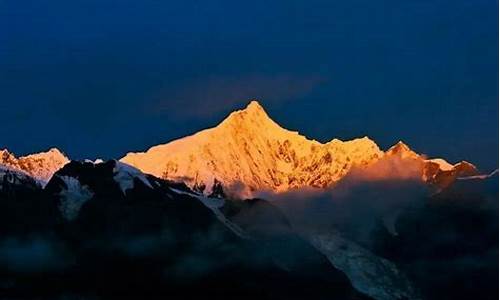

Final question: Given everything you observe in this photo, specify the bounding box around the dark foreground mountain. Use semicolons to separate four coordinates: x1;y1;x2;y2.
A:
0;160;368;300
387;173;499;300
0;159;497;300
271;170;498;300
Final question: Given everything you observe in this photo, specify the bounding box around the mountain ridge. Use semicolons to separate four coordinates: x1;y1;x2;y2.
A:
121;101;479;196
0;148;69;185
0;101;481;194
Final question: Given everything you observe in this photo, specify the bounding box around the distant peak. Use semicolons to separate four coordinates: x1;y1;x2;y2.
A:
220;100;276;128
23;147;69;161
454;160;475;167
48;147;62;153
454;160;478;171
385;141;422;161
240;100;268;118
245;100;264;111
0;148;15;161
395;140;410;148
47;148;68;158
387;141;411;153
0;148;12;155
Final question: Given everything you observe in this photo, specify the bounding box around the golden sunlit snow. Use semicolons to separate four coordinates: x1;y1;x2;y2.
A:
121;101;477;196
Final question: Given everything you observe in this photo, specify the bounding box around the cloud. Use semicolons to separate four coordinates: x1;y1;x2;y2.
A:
0;236;72;273
256;157;430;245
344;155;424;182
150;74;325;118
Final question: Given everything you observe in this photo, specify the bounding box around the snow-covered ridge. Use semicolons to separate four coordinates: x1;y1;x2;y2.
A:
0;148;69;186
427;158;454;171
121;101;477;196
113;161;153;194
0;102;480;195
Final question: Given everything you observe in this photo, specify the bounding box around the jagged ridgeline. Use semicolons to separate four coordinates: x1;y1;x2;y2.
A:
0;101;496;300
121;101;480;196
1;101;481;196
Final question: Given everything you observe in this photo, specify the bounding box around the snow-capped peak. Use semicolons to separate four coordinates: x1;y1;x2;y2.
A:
219;99;283;132
0;149;17;163
19;148;70;184
427;158;454;171
386;141;418;158
0;147;69;185
21;148;68;164
245;99;265;112
117;101;479;196
120;101;385;195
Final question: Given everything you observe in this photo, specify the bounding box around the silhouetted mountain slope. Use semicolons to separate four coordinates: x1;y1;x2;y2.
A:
0;160;369;300
368;173;499;300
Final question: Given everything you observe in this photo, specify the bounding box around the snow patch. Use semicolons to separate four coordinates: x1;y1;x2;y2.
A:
0;166;39;188
309;232;419;300
58;176;94;221
84;158;104;164
113;161;153;194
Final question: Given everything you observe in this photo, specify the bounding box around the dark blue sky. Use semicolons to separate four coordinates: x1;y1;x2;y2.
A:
1;0;498;171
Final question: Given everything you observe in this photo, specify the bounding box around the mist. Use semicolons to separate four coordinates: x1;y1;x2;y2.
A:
257;155;431;246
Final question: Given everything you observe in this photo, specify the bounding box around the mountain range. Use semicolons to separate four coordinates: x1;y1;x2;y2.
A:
0;101;484;196
0;101;496;300
0;148;69;186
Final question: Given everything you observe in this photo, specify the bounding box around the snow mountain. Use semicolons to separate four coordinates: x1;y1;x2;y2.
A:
121;101;478;196
0;148;69;185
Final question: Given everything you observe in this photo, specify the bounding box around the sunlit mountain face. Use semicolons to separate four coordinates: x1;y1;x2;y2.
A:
120;101;481;197
0;148;69;186
1;101;481;196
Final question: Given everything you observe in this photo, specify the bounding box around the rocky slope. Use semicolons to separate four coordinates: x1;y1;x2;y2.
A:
121;101;478;196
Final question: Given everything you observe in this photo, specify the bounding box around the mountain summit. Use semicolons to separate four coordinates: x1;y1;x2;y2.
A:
0;102;475;194
0;148;69;185
121;101;476;195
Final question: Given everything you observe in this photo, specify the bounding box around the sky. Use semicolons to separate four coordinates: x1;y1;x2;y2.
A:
0;0;498;171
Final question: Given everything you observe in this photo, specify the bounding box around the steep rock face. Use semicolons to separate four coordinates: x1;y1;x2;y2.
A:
122;101;477;195
0;148;69;185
